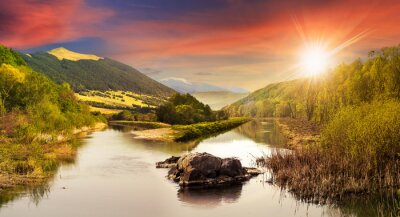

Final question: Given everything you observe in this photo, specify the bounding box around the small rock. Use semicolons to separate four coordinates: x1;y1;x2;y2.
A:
156;156;180;168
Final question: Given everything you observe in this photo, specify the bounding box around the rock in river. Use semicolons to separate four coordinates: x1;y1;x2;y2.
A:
156;152;262;188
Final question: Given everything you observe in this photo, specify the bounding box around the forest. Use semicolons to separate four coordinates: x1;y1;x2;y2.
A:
247;45;400;203
226;46;400;122
0;45;103;185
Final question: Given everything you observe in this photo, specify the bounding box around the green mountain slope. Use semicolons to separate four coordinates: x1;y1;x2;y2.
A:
224;79;309;117
0;45;101;142
225;45;400;122
22;48;176;97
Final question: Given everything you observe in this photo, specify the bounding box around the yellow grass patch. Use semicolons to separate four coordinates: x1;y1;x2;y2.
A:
88;106;122;114
76;90;150;108
48;47;103;61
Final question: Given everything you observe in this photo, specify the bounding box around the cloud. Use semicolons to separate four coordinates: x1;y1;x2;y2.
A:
3;0;400;90
0;0;113;49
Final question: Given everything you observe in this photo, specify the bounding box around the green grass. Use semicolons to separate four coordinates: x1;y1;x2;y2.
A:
109;120;170;129
76;90;166;114
172;117;250;142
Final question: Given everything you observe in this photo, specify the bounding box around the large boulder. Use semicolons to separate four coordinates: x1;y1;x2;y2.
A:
220;158;245;177
156;152;262;188
177;152;222;179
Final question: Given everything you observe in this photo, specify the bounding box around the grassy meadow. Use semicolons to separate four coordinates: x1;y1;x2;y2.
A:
76;90;166;114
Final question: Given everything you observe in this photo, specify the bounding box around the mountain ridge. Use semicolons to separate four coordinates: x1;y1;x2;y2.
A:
22;48;176;97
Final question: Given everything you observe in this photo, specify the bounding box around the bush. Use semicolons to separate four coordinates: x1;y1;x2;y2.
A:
173;118;249;142
0;45;102;143
261;101;400;203
322;100;400;163
157;93;227;125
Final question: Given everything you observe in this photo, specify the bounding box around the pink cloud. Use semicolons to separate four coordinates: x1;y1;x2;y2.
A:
0;0;113;48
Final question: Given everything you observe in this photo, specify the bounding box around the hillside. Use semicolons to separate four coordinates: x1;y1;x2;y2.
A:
225;79;308;117
226;45;400;122
22;48;176;97
0;44;106;191
225;46;400;122
75;90;165;114
0;45;100;140
192;91;248;110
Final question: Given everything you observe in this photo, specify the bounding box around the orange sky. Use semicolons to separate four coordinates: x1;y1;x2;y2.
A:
1;0;399;90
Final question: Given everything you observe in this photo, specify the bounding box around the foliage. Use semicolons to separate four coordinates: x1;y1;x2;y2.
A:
156;93;228;125
109;120;169;129
0;60;101;142
225;79;308;118
110;110;157;122
173;117;250;142
226;45;400;123
0;45;104;182
255;45;400;204
321;100;400;167
22;51;176;97
260;102;400;207
0;46;26;67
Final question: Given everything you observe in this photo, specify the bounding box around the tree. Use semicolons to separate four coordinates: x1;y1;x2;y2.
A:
156;93;221;125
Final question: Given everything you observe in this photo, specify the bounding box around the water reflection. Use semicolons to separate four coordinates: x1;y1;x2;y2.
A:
235;119;286;146
178;185;242;207
0;120;397;217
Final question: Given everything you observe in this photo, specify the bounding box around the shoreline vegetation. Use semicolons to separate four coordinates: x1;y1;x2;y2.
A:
222;45;400;213
273;118;320;148
258;116;400;209
130;118;250;142
0;122;106;191
172;118;250;142
0;45;108;192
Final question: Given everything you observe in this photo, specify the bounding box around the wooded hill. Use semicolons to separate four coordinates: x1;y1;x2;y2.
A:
225;45;400;123
22;48;176;97
0;45;101;143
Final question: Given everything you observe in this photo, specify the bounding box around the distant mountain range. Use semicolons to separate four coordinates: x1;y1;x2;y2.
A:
159;77;248;94
22;47;176;97
192;91;248;110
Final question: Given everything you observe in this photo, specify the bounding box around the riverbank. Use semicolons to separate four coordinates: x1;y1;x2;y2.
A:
274;118;320;149
0;122;107;192
131;118;250;142
257;117;400;210
109;120;170;129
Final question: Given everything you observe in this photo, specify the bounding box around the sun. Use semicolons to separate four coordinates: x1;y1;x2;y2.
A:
301;47;329;76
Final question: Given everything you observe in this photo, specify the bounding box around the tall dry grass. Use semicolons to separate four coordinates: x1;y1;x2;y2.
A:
258;101;400;215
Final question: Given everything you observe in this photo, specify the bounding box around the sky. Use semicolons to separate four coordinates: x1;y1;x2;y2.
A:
1;0;399;91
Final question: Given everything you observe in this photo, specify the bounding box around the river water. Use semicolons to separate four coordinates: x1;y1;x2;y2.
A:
0;120;383;217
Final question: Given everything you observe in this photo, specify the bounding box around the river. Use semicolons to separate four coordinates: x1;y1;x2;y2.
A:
0;120;383;217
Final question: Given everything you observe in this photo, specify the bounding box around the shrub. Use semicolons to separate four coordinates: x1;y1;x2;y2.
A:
157;93;227;125
173;118;250;142
322;100;400;164
261;100;400;204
